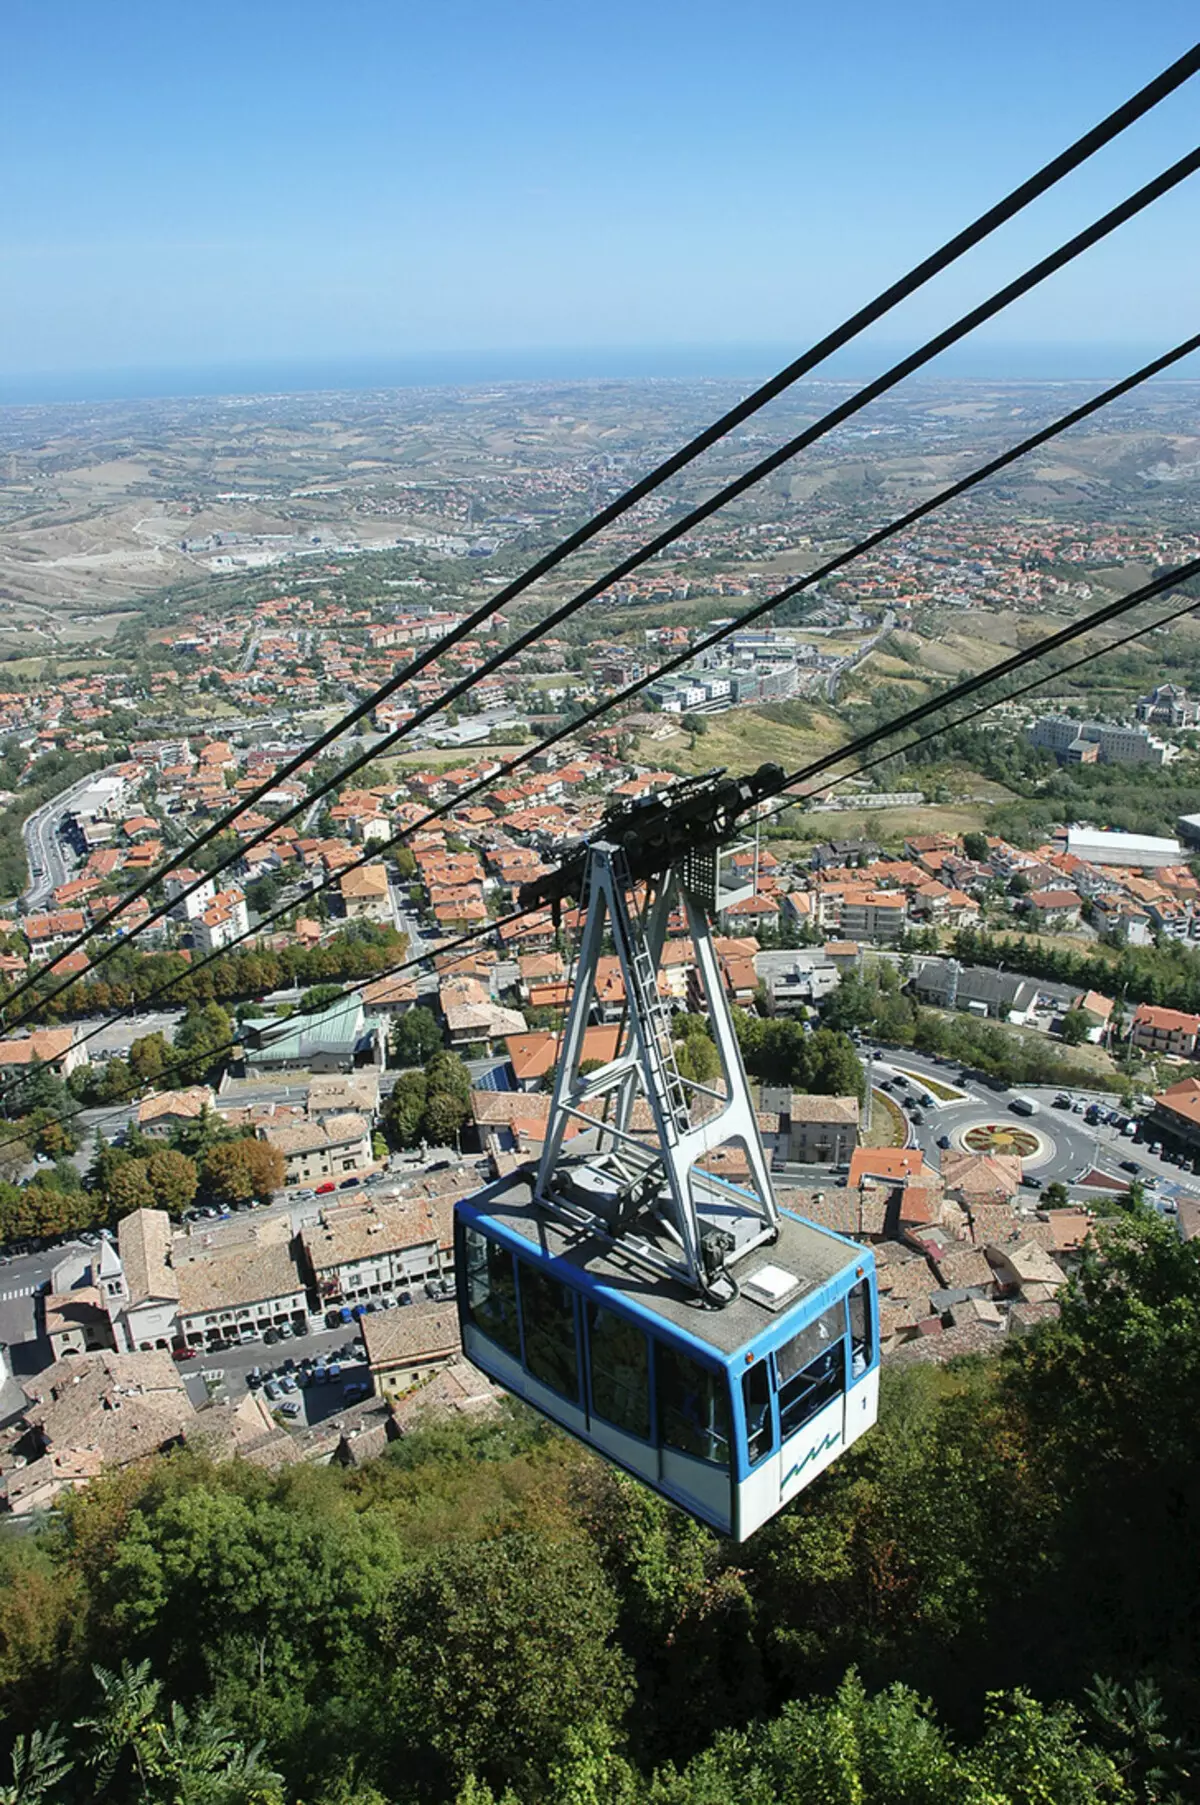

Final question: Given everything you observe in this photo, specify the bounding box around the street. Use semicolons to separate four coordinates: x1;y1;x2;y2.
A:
863;1045;1189;1211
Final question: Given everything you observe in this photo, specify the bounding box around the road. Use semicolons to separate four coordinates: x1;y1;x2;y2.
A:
863;1045;1189;1210
21;770;110;908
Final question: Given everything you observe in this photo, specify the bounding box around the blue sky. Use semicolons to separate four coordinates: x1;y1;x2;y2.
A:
3;0;1198;390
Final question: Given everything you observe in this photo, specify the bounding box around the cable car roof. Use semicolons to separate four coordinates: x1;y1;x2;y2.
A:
461;1171;871;1361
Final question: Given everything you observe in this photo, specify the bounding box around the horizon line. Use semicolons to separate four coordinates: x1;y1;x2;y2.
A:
2;339;1198;408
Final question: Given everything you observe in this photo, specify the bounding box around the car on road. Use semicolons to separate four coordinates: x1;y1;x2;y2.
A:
264;1380;282;1401
937;1134;951;1150
1022;1175;1043;1190
910;1110;924;1125
1119;1160;1140;1174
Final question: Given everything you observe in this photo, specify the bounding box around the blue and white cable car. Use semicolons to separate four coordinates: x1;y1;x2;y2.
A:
453;792;881;1538
455;1177;878;1541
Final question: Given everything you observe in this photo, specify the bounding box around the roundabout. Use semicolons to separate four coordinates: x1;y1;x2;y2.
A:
949;1115;1056;1170
961;1122;1042;1160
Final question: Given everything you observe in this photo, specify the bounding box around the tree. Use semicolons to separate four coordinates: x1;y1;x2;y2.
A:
1060;1009;1091;1047
389;1006;443;1067
299;984;345;1015
383;1531;629;1800
384;1073;427;1149
106;1161;157;1218
145;1148;199;1217
423;1085;469;1149
173;1003;234;1084
202;1138;284;1207
962;831;989;863
1043;1180;1070;1209
127;1032;171;1087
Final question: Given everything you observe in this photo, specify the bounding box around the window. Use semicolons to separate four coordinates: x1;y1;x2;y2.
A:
777;1303;845;1441
848;1280;873;1379
587;1303;650;1440
518;1264;579;1401
462;1226;521;1358
742;1359;773;1466
658;1345;731;1468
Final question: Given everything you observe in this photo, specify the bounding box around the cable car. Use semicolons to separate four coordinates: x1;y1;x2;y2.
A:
455;797;880;1538
455;1176;878;1541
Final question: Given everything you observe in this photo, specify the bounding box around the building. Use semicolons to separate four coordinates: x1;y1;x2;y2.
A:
259;1112;373;1186
193;887;249;955
783;1094;860;1165
300;1193;456;1306
1028;717;1169;768
1137;684;1197;727
838;889;908;944
137;1086;217;1141
362;1303;462;1400
338;863;393;923
164;869;217;922
241;992;385;1073
1148;1077;1200;1154
306;1072;380;1121
108;1210;179;1352
0;1027;87;1079
1026;887;1082;928
175;1217;310;1349
910;958;1038;1022
1129;1002;1200;1059
0;1351;192;1514
1064;828;1182;869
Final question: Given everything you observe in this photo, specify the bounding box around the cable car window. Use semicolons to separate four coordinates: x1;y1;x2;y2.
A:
848;1280;873;1379
778;1339;844;1441
776;1302;846;1384
518;1262;579;1401
742;1359;773;1467
658;1346;730;1469
463;1227;521;1359
587;1303;650;1440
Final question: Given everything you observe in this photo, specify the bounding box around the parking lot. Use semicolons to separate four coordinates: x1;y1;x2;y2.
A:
183;1318;375;1422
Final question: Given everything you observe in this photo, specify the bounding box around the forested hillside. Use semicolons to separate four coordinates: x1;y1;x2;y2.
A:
0;1210;1195;1804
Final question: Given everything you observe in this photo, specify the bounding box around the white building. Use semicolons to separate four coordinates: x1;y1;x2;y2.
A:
164;869;217;923
193;887;249;954
1065;828;1182;869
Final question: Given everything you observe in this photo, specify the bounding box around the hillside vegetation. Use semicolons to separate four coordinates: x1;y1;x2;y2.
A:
0;1211;1195;1803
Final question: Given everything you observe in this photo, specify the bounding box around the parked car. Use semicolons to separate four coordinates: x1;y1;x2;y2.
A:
315;1182;336;1195
171;1345;196;1361
280;1374;298;1393
247;1368;263;1390
312;1362;329;1385
263;1328;280;1346
343;1379;372;1402
338;1176;360;1190
276;1322;292;1339
327;1361;342;1381
325;1308;342;1328
292;1188;315;1202
279;1399;303;1418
